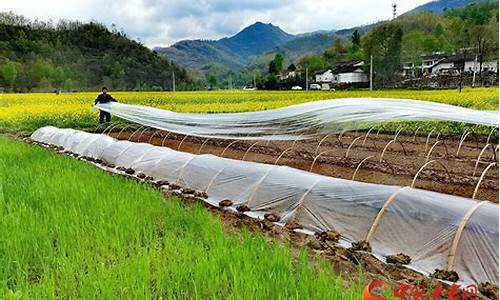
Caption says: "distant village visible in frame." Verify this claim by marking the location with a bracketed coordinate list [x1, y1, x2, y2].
[291, 53, 499, 90]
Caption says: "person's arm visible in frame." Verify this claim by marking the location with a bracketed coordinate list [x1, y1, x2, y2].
[110, 95, 117, 102]
[94, 94, 101, 105]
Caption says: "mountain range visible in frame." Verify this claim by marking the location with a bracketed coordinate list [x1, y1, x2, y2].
[154, 0, 487, 73]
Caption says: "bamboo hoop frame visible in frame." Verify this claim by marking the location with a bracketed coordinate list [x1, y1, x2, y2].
[352, 156, 375, 181]
[365, 187, 408, 242]
[309, 150, 337, 172]
[424, 128, 437, 153]
[161, 132, 172, 147]
[220, 140, 240, 157]
[446, 201, 488, 271]
[379, 139, 407, 163]
[204, 167, 226, 193]
[197, 138, 212, 154]
[456, 131, 472, 156]
[147, 130, 161, 144]
[472, 162, 498, 199]
[425, 140, 442, 162]
[274, 147, 297, 165]
[177, 134, 190, 151]
[242, 141, 262, 161]
[345, 136, 363, 158]
[245, 167, 275, 207]
[412, 126, 421, 142]
[315, 134, 334, 154]
[116, 124, 135, 140]
[127, 126, 144, 141]
[136, 127, 150, 143]
[411, 160, 450, 188]
[473, 144, 493, 176]
[362, 127, 376, 146]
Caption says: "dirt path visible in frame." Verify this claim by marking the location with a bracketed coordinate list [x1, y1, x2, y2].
[108, 128, 499, 202]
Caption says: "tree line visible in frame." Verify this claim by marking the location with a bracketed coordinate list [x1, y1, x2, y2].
[0, 12, 192, 92]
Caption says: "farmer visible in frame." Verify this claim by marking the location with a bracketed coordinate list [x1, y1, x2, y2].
[93, 86, 117, 124]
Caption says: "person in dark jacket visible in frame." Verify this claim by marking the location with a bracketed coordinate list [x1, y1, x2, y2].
[94, 87, 117, 124]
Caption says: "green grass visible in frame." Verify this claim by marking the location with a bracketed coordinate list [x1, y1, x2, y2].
[0, 137, 368, 299]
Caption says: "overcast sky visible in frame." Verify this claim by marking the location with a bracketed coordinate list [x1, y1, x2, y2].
[0, 0, 430, 47]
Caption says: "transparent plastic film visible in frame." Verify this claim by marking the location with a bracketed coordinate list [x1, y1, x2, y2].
[31, 126, 499, 286]
[95, 98, 498, 140]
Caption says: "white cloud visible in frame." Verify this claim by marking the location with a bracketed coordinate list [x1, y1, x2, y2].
[0, 0, 430, 47]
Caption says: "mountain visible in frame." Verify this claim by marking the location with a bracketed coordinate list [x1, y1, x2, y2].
[218, 22, 295, 56]
[155, 22, 295, 71]
[156, 0, 488, 74]
[405, 0, 490, 14]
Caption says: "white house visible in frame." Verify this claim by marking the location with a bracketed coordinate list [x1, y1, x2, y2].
[315, 61, 368, 85]
[402, 53, 447, 77]
[403, 53, 499, 77]
[432, 54, 499, 76]
[332, 61, 368, 84]
[315, 69, 334, 83]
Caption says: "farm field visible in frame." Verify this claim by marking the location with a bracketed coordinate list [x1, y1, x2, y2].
[1, 87, 498, 299]
[0, 137, 373, 299]
[0, 87, 498, 133]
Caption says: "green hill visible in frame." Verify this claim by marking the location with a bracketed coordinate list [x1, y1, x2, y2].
[0, 12, 191, 92]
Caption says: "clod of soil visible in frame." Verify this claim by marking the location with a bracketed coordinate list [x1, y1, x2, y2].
[116, 166, 127, 172]
[181, 188, 195, 195]
[432, 269, 459, 282]
[219, 199, 233, 207]
[169, 183, 182, 190]
[145, 176, 154, 181]
[307, 236, 326, 250]
[155, 180, 169, 187]
[284, 220, 302, 230]
[386, 253, 411, 265]
[479, 282, 499, 300]
[236, 204, 250, 212]
[350, 240, 372, 252]
[194, 191, 208, 199]
[125, 168, 135, 175]
[136, 172, 146, 179]
[315, 230, 340, 242]
[264, 213, 281, 222]
[94, 159, 103, 164]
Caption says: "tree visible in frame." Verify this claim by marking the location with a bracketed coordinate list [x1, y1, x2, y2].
[0, 61, 18, 91]
[351, 30, 361, 47]
[298, 54, 329, 74]
[207, 75, 217, 88]
[363, 23, 404, 86]
[269, 53, 284, 75]
[324, 39, 349, 63]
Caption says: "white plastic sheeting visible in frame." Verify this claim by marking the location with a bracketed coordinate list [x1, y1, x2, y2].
[95, 99, 498, 140]
[31, 126, 499, 286]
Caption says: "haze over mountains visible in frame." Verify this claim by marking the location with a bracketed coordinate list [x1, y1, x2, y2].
[155, 0, 490, 73]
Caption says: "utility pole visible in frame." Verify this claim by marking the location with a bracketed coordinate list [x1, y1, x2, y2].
[305, 67, 309, 91]
[229, 74, 233, 90]
[172, 71, 176, 92]
[472, 54, 478, 87]
[370, 54, 373, 91]
[253, 73, 256, 88]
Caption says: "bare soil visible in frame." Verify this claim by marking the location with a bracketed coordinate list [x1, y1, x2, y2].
[109, 128, 499, 202]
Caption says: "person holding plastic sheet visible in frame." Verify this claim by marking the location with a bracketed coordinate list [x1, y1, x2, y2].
[93, 86, 117, 124]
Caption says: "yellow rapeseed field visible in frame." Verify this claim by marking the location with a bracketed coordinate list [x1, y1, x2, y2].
[0, 87, 497, 132]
